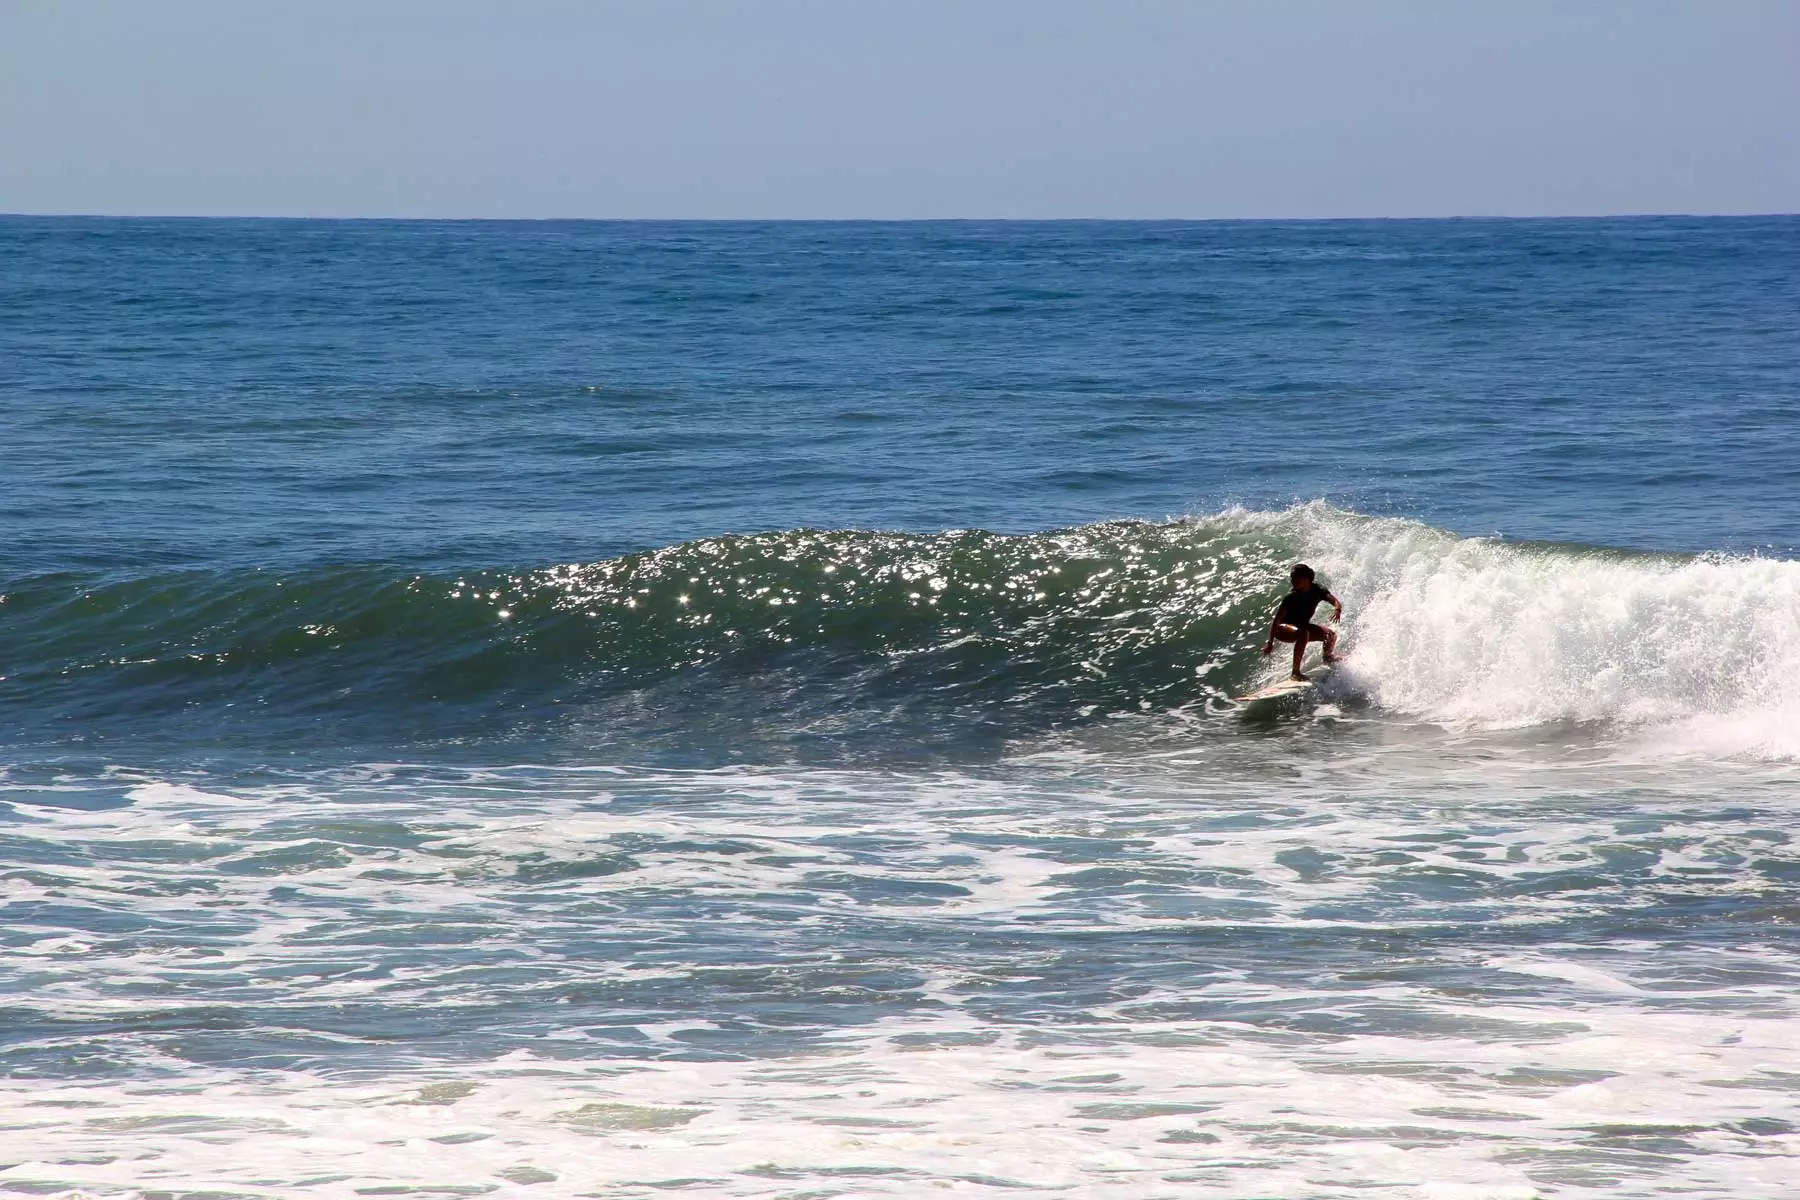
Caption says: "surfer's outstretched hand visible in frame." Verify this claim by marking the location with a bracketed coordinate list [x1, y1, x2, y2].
[1260, 640, 1275, 656]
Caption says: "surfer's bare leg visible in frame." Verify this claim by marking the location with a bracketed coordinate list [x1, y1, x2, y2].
[1270, 623, 1337, 678]
[1268, 623, 1309, 680]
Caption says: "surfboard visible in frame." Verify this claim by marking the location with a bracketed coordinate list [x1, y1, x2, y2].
[1232, 675, 1317, 703]
[1232, 661, 1340, 703]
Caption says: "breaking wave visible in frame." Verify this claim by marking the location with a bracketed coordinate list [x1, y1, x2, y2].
[3, 505, 1795, 760]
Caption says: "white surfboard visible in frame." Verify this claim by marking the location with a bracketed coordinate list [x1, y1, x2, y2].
[1232, 661, 1340, 704]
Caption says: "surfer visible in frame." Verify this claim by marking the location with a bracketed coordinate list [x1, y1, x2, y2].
[1261, 564, 1344, 681]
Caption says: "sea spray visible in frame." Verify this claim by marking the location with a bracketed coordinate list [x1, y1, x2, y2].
[1272, 504, 1800, 755]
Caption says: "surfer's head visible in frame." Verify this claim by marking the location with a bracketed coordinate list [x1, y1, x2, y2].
[1290, 564, 1316, 587]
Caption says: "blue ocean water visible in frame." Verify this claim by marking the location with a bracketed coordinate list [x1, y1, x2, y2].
[3, 215, 1799, 1197]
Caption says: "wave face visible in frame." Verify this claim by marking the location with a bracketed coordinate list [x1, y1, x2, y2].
[0, 519, 1285, 759]
[5, 506, 1797, 761]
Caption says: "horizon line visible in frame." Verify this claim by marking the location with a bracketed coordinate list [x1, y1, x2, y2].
[4, 210, 1796, 224]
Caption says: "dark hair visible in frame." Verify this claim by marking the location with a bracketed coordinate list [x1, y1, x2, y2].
[1290, 563, 1315, 582]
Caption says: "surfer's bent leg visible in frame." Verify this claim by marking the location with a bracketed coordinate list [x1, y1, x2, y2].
[1317, 623, 1340, 664]
[1270, 623, 1312, 680]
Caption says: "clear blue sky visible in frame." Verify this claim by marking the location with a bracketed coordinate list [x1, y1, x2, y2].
[3, 0, 1795, 219]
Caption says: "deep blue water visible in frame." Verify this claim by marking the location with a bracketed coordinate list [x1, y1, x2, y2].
[8, 216, 1798, 582]
[3, 216, 1799, 1198]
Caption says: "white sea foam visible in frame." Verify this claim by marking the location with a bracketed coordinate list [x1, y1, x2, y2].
[1254, 504, 1800, 758]
[4, 1000, 1797, 1199]
[5, 752, 1799, 1197]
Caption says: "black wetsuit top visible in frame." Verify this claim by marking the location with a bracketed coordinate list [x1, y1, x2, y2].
[1276, 585, 1336, 627]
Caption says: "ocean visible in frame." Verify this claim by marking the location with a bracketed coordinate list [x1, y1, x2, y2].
[3, 214, 1798, 1198]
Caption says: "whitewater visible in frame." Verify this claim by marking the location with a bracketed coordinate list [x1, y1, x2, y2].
[1254, 506, 1800, 759]
[6, 742, 1800, 1197]
[3, 214, 1798, 1198]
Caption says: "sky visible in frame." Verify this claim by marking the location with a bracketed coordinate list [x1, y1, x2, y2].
[2, 0, 1795, 219]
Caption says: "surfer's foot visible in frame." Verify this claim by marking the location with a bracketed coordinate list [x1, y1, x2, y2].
[1323, 654, 1344, 664]
[1289, 672, 1309, 682]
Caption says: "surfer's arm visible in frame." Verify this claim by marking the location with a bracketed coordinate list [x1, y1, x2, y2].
[1326, 590, 1343, 621]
